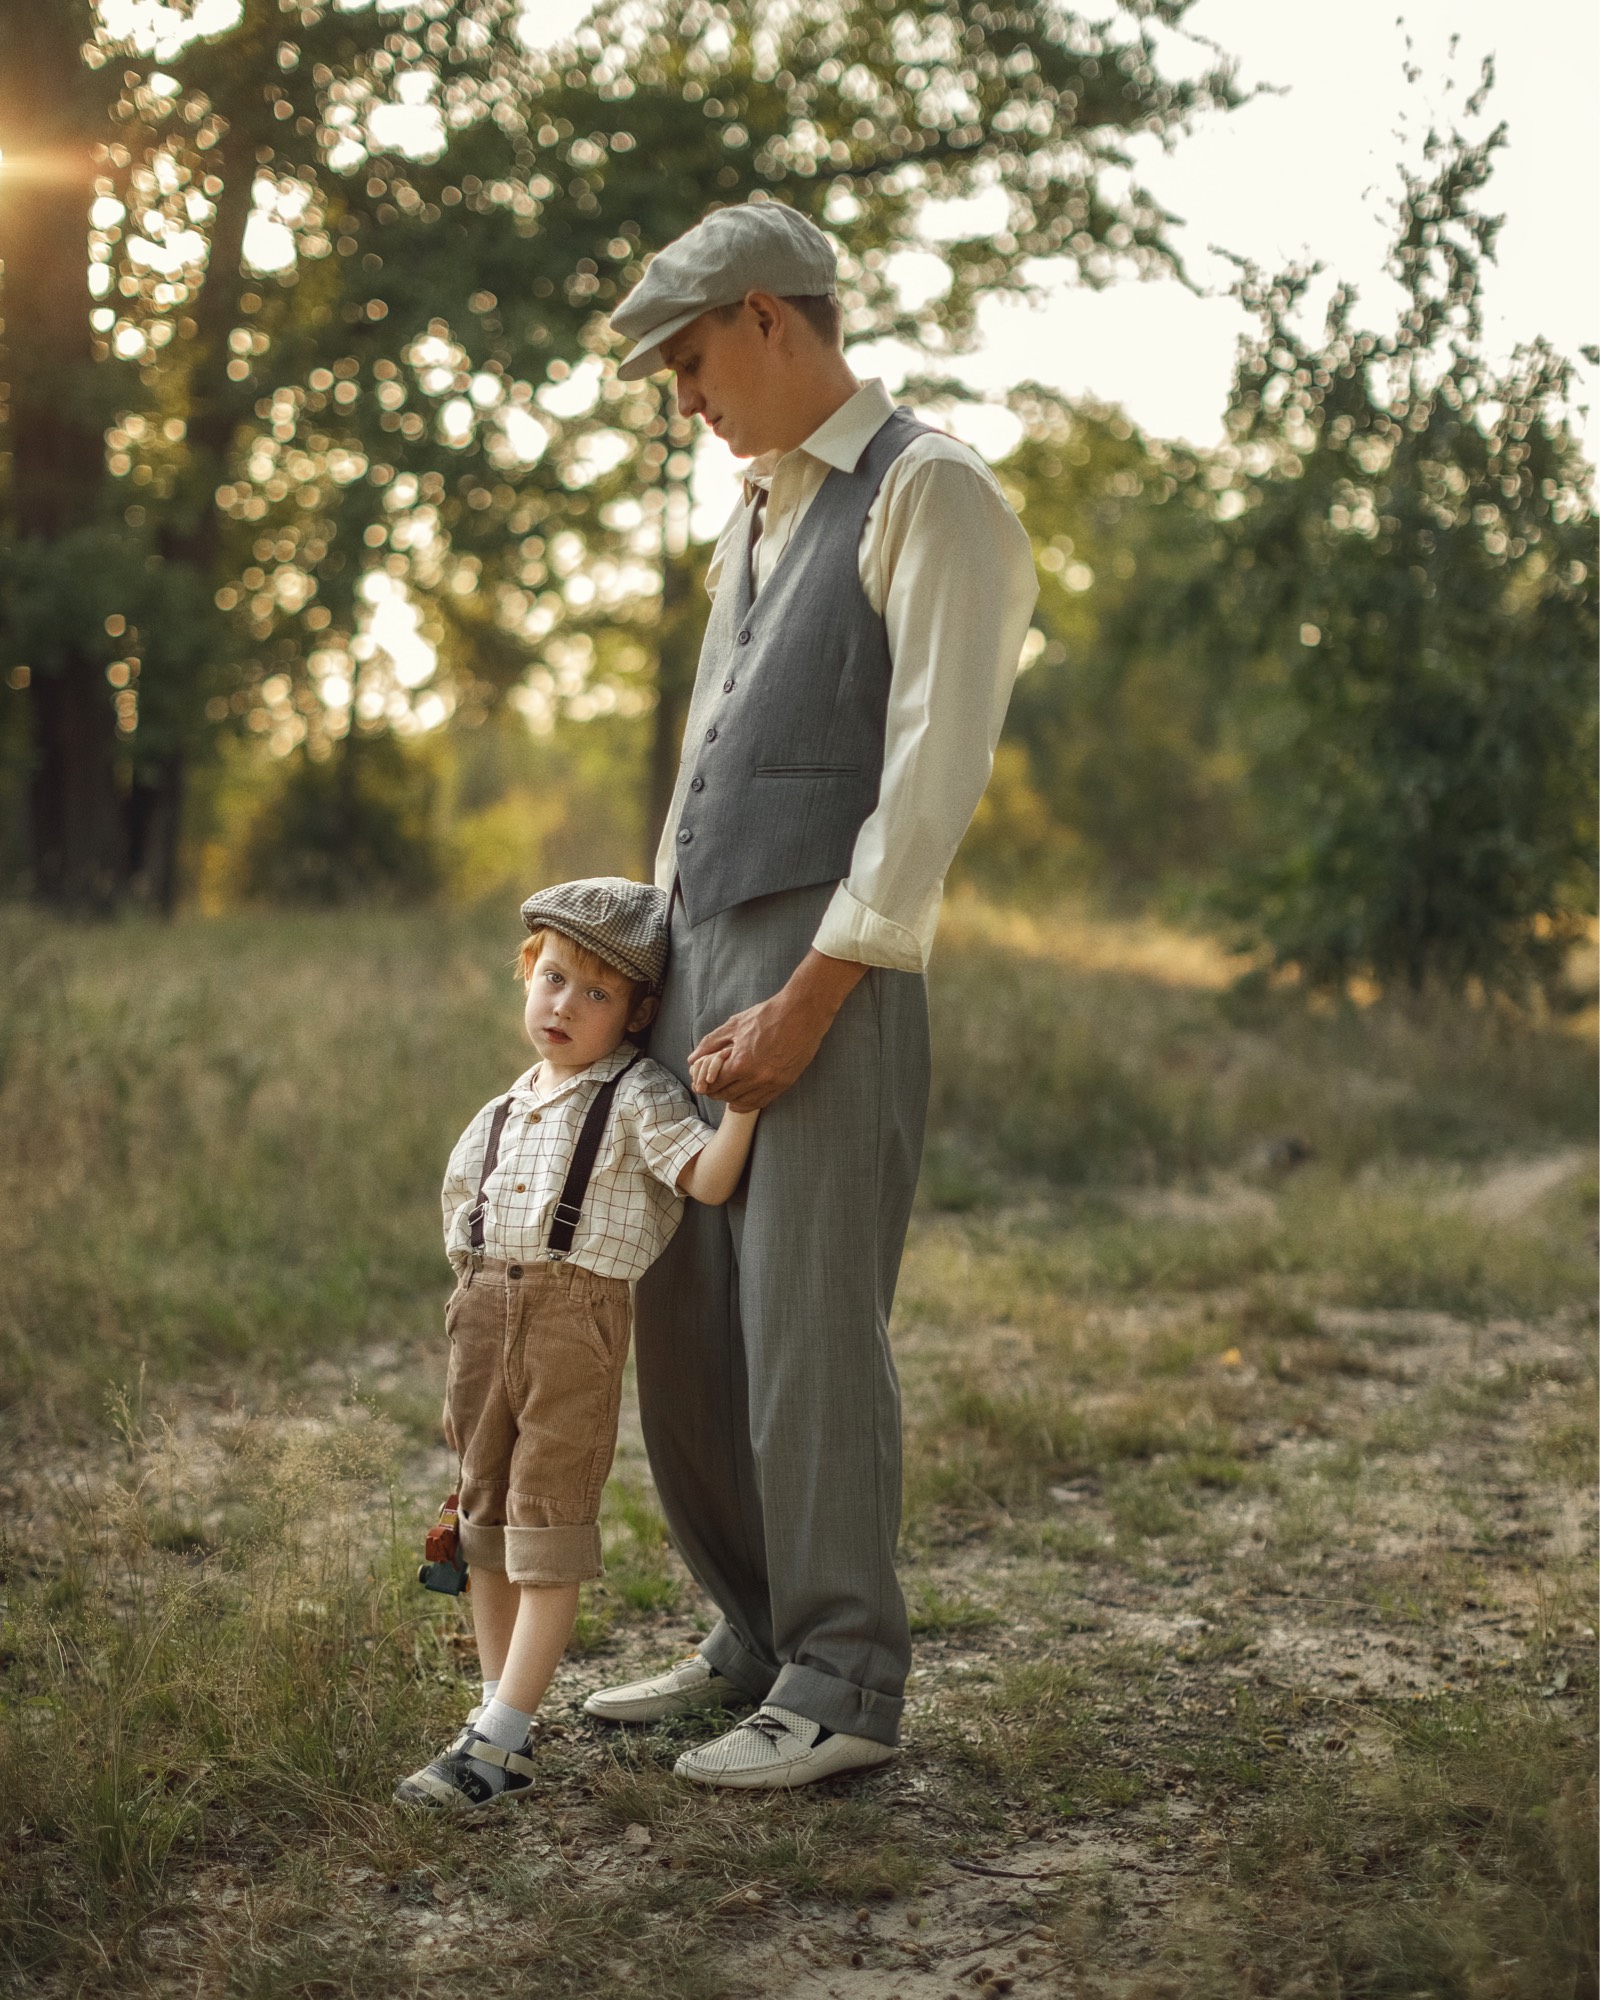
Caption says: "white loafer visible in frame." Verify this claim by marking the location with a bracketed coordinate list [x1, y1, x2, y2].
[673, 1704, 896, 1790]
[582, 1652, 744, 1724]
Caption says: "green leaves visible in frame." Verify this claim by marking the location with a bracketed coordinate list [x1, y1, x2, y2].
[1216, 124, 1597, 1000]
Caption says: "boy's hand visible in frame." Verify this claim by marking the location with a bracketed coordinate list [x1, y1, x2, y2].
[689, 949, 867, 1111]
[688, 1049, 726, 1094]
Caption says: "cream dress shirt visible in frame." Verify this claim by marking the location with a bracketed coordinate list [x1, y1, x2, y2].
[653, 378, 1039, 973]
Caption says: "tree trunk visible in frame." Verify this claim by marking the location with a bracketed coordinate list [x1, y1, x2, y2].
[0, 1, 121, 907]
[127, 757, 185, 912]
[29, 651, 124, 908]
[129, 114, 258, 913]
[646, 532, 710, 872]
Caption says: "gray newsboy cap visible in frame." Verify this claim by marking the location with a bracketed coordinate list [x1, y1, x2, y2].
[520, 877, 669, 993]
[611, 202, 837, 380]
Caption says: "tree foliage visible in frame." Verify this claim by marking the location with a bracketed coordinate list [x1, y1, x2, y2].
[995, 389, 1232, 892]
[0, 0, 1238, 905]
[1216, 111, 1597, 998]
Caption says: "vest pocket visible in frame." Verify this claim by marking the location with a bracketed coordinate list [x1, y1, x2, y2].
[754, 763, 861, 776]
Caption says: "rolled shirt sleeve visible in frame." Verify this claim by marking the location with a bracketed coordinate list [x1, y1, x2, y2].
[812, 444, 1039, 973]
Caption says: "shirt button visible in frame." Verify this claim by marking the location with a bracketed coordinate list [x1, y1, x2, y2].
[737, 630, 751, 645]
[528, 1111, 541, 1123]
[705, 726, 717, 742]
[678, 827, 693, 844]
[722, 678, 735, 693]
[690, 775, 705, 793]
[515, 1183, 526, 1192]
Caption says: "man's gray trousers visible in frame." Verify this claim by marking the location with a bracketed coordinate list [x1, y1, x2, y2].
[635, 880, 929, 1747]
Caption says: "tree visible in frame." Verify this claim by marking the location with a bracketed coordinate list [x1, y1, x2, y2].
[0, 0, 130, 907]
[995, 389, 1233, 894]
[0, 0, 1240, 906]
[1216, 105, 1598, 999]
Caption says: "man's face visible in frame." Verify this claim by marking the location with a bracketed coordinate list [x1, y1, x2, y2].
[660, 300, 776, 460]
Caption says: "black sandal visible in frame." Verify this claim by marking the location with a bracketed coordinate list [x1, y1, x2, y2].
[393, 1726, 539, 1812]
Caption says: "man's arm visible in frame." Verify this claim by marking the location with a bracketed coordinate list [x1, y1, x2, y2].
[812, 446, 1039, 970]
[693, 443, 1037, 1107]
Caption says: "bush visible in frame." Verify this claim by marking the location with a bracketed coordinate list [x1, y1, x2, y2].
[240, 733, 442, 906]
[1216, 125, 1597, 999]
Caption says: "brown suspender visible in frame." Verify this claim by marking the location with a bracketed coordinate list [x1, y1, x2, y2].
[465, 1053, 643, 1260]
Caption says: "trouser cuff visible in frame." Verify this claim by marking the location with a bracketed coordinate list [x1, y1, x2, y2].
[768, 1663, 904, 1748]
[700, 1621, 778, 1703]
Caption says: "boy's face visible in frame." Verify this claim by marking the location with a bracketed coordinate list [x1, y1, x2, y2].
[523, 934, 655, 1070]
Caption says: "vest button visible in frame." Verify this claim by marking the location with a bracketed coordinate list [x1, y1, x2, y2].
[737, 630, 751, 644]
[690, 776, 705, 793]
[677, 827, 693, 844]
[705, 726, 717, 742]
[722, 678, 735, 693]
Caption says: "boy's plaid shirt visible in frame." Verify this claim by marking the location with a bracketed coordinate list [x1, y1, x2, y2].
[441, 1044, 712, 1284]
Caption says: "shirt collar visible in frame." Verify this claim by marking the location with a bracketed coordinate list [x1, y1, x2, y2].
[741, 378, 895, 500]
[512, 1041, 637, 1103]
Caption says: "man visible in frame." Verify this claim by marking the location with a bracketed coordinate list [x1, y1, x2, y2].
[582, 201, 1037, 1787]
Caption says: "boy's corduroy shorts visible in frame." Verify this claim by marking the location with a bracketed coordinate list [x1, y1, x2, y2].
[441, 1257, 632, 1586]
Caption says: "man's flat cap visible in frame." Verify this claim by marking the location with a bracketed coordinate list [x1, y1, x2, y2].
[520, 877, 669, 993]
[611, 202, 837, 380]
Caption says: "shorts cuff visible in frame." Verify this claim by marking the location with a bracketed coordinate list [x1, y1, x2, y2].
[459, 1517, 506, 1572]
[504, 1523, 602, 1586]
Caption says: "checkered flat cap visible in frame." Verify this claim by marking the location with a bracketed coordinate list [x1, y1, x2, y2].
[611, 202, 837, 380]
[520, 877, 670, 993]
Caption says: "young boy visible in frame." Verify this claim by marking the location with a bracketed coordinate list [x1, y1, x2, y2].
[395, 876, 757, 1812]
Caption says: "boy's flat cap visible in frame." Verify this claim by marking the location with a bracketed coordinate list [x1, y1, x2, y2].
[611, 202, 837, 380]
[520, 877, 669, 993]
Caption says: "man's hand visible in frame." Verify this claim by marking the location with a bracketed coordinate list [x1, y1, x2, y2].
[688, 949, 867, 1111]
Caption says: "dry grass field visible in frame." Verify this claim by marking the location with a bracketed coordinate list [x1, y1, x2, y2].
[0, 898, 1594, 2000]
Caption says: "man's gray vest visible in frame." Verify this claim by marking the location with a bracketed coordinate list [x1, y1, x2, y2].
[666, 405, 929, 925]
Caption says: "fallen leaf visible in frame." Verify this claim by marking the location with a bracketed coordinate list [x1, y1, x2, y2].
[621, 1823, 652, 1848]
[709, 1885, 765, 1913]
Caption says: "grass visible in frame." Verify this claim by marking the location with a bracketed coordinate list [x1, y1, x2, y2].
[0, 908, 525, 1420]
[0, 896, 1594, 1999]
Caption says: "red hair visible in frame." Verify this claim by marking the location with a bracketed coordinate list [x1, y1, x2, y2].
[517, 927, 641, 996]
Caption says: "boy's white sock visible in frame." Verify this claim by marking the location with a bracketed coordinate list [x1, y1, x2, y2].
[476, 1695, 535, 1750]
[480, 1678, 500, 1703]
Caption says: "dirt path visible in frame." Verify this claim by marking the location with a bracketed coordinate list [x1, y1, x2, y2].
[4, 1173, 1594, 2000]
